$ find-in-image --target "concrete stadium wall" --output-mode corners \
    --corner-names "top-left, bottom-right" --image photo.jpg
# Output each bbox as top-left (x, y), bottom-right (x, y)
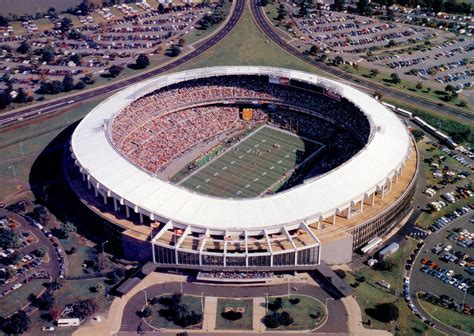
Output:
top-left (320, 234), bottom-right (353, 265)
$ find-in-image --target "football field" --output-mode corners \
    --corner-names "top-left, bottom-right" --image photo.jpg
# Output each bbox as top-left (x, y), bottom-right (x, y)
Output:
top-left (178, 126), bottom-right (324, 198)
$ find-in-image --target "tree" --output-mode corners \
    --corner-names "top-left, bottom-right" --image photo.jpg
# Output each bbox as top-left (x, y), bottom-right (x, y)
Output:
top-left (390, 73), bottom-right (401, 84)
top-left (333, 56), bottom-right (344, 65)
top-left (35, 291), bottom-right (55, 311)
top-left (0, 89), bottom-right (12, 109)
top-left (0, 227), bottom-right (19, 249)
top-left (415, 81), bottom-right (423, 90)
top-left (142, 306), bottom-right (152, 318)
top-left (433, 0), bottom-right (444, 13)
top-left (278, 311), bottom-right (294, 326)
top-left (108, 65), bottom-right (123, 78)
top-left (168, 45), bottom-right (181, 57)
top-left (298, 0), bottom-right (308, 17)
top-left (0, 16), bottom-right (9, 27)
top-left (269, 297), bottom-right (283, 311)
top-left (16, 41), bottom-right (30, 54)
top-left (62, 74), bottom-right (74, 92)
top-left (412, 129), bottom-right (425, 142)
top-left (221, 310), bottom-right (242, 321)
top-left (357, 0), bottom-right (371, 16)
top-left (309, 44), bottom-right (320, 55)
top-left (2, 310), bottom-right (30, 334)
top-left (60, 17), bottom-right (73, 32)
top-left (72, 299), bottom-right (97, 320)
top-left (135, 53), bottom-right (150, 69)
top-left (7, 251), bottom-right (23, 265)
top-left (40, 49), bottom-right (54, 63)
top-left (373, 302), bottom-right (399, 322)
top-left (387, 39), bottom-right (396, 47)
top-left (33, 246), bottom-right (48, 258)
top-left (157, 3), bottom-right (165, 13)
top-left (444, 84), bottom-right (454, 93)
top-left (277, 4), bottom-right (287, 21)
top-left (333, 0), bottom-right (345, 11)
top-left (263, 313), bottom-right (280, 328)
top-left (376, 259), bottom-right (394, 271)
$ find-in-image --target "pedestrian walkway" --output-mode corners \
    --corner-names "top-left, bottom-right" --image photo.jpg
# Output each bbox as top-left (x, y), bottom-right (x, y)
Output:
top-left (253, 297), bottom-right (266, 332)
top-left (203, 296), bottom-right (217, 331)
top-left (342, 296), bottom-right (391, 336)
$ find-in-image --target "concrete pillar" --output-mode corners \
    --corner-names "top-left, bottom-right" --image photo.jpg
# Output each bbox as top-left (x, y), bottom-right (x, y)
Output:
top-left (82, 173), bottom-right (86, 181)
top-left (371, 192), bottom-right (376, 206)
top-left (388, 179), bottom-right (393, 193)
top-left (317, 221), bottom-right (321, 230)
top-left (152, 240), bottom-right (156, 263)
top-left (332, 214), bottom-right (337, 225)
top-left (360, 200), bottom-right (364, 213)
top-left (125, 205), bottom-right (130, 218)
top-left (102, 194), bottom-right (107, 205)
top-left (94, 187), bottom-right (98, 197)
top-left (87, 180), bottom-right (91, 189)
top-left (347, 205), bottom-right (352, 219)
top-left (139, 213), bottom-right (144, 224)
top-left (395, 172), bottom-right (400, 184)
top-left (113, 198), bottom-right (118, 211)
top-left (381, 186), bottom-right (385, 199)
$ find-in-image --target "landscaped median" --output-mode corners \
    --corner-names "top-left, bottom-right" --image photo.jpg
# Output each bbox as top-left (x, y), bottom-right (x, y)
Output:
top-left (262, 295), bottom-right (326, 331)
top-left (216, 298), bottom-right (253, 330)
top-left (143, 293), bottom-right (204, 330)
top-left (418, 293), bottom-right (474, 333)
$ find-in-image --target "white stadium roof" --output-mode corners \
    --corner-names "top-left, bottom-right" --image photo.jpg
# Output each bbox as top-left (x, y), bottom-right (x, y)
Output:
top-left (71, 66), bottom-right (410, 231)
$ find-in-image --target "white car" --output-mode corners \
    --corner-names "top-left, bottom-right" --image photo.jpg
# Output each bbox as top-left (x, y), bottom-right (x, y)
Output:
top-left (41, 326), bottom-right (55, 332)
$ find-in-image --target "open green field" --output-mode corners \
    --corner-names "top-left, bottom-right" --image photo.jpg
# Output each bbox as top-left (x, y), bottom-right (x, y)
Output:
top-left (418, 296), bottom-right (474, 333)
top-left (147, 294), bottom-right (203, 329)
top-left (266, 295), bottom-right (326, 330)
top-left (178, 126), bottom-right (323, 198)
top-left (0, 279), bottom-right (45, 318)
top-left (216, 298), bottom-right (253, 330)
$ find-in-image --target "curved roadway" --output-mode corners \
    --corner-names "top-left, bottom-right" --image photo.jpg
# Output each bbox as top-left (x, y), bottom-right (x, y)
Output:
top-left (119, 281), bottom-right (348, 335)
top-left (250, 0), bottom-right (474, 125)
top-left (0, 0), bottom-right (245, 127)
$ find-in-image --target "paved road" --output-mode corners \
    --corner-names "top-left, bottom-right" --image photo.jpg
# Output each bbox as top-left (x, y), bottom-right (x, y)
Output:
top-left (0, 0), bottom-right (245, 128)
top-left (250, 0), bottom-right (474, 125)
top-left (119, 281), bottom-right (348, 335)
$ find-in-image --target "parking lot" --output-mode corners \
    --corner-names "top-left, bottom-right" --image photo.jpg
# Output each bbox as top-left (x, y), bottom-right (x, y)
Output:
top-left (0, 0), bottom-right (226, 96)
top-left (411, 214), bottom-right (474, 307)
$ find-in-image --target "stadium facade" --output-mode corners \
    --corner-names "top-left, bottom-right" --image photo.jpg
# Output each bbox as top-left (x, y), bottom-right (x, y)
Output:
top-left (70, 66), bottom-right (418, 270)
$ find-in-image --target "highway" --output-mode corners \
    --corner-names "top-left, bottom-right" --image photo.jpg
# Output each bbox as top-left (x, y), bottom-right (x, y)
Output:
top-left (250, 0), bottom-right (474, 125)
top-left (0, 0), bottom-right (245, 128)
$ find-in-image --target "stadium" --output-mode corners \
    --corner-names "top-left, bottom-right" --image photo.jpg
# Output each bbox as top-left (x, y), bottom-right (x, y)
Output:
top-left (69, 66), bottom-right (418, 271)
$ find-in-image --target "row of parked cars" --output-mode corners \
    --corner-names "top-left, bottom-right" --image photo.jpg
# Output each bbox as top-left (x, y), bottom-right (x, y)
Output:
top-left (420, 264), bottom-right (474, 295)
top-left (430, 205), bottom-right (473, 232)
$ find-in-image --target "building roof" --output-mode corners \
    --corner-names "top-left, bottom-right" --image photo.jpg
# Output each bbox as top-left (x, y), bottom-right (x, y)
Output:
top-left (71, 66), bottom-right (410, 231)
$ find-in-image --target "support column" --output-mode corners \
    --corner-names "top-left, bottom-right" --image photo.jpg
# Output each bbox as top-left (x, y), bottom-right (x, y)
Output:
top-left (381, 186), bottom-right (385, 199)
top-left (395, 171), bottom-right (400, 184)
top-left (347, 205), bottom-right (352, 219)
top-left (371, 192), bottom-right (376, 206)
top-left (332, 214), bottom-right (337, 225)
top-left (102, 194), bottom-right (107, 205)
top-left (360, 200), bottom-right (364, 213)
top-left (94, 187), bottom-right (98, 197)
top-left (152, 240), bottom-right (156, 263)
top-left (113, 198), bottom-right (118, 211)
top-left (139, 213), bottom-right (144, 224)
top-left (125, 205), bottom-right (130, 218)
top-left (81, 173), bottom-right (86, 181)
top-left (317, 221), bottom-right (321, 230)
top-left (87, 180), bottom-right (91, 189)
top-left (388, 179), bottom-right (393, 193)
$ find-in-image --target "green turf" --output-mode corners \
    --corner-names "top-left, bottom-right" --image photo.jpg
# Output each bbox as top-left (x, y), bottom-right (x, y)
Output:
top-left (215, 298), bottom-right (253, 330)
top-left (418, 297), bottom-right (474, 333)
top-left (147, 294), bottom-right (203, 329)
top-left (0, 279), bottom-right (45, 318)
top-left (266, 295), bottom-right (326, 330)
top-left (178, 126), bottom-right (323, 198)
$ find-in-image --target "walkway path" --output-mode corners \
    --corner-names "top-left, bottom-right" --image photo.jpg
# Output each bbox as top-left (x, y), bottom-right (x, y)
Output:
top-left (253, 297), bottom-right (266, 332)
top-left (342, 296), bottom-right (391, 336)
top-left (203, 296), bottom-right (217, 331)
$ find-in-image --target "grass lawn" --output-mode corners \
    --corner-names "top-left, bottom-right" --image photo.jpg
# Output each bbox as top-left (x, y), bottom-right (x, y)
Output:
top-left (172, 5), bottom-right (327, 76)
top-left (178, 126), bottom-right (323, 198)
top-left (216, 298), bottom-right (253, 330)
top-left (344, 238), bottom-right (443, 335)
top-left (418, 297), bottom-right (474, 333)
top-left (416, 197), bottom-right (473, 229)
top-left (147, 294), bottom-right (203, 329)
top-left (0, 279), bottom-right (46, 318)
top-left (265, 295), bottom-right (325, 330)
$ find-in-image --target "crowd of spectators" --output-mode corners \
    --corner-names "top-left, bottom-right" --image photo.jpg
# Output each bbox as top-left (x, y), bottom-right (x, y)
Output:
top-left (119, 106), bottom-right (241, 173)
top-left (198, 271), bottom-right (274, 280)
top-left (110, 75), bottom-right (370, 174)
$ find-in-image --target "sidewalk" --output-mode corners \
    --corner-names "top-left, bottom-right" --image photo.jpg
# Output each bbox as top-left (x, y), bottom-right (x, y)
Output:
top-left (342, 296), bottom-right (391, 336)
top-left (253, 297), bottom-right (266, 332)
top-left (203, 296), bottom-right (217, 331)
